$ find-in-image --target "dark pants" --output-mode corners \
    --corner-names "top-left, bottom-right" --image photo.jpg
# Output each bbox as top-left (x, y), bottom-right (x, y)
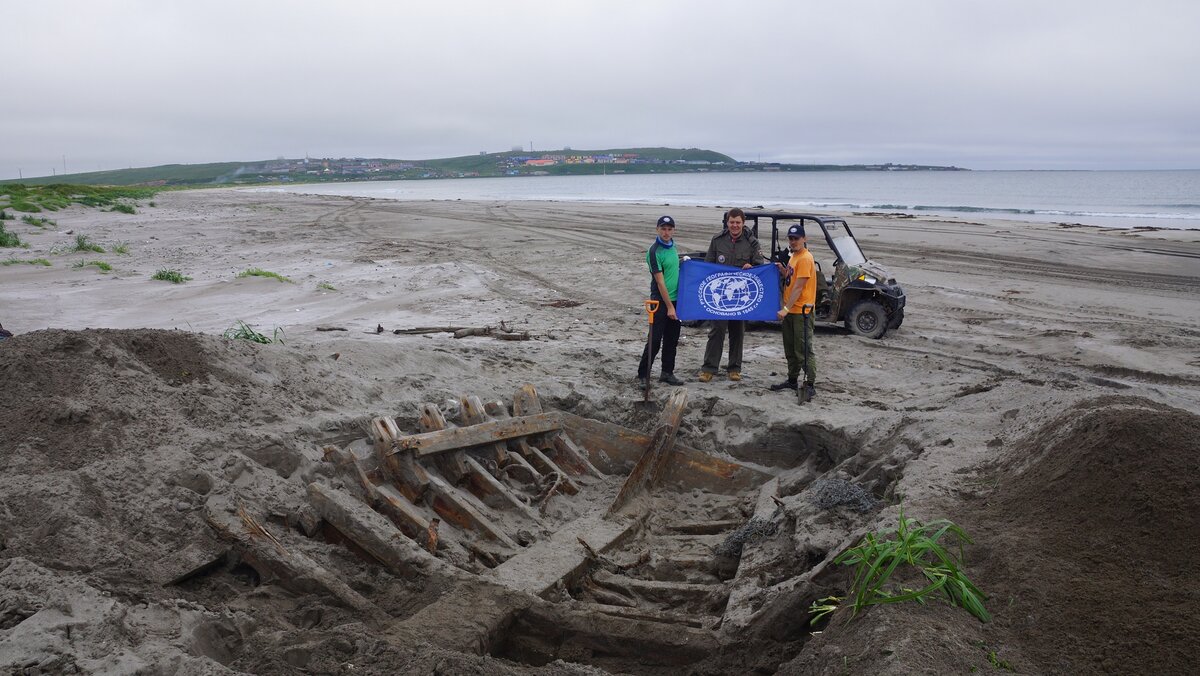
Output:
top-left (701, 320), bottom-right (745, 374)
top-left (782, 312), bottom-right (816, 384)
top-left (637, 304), bottom-right (681, 378)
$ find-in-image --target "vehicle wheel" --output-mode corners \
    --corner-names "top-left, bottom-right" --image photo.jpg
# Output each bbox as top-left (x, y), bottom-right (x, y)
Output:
top-left (848, 299), bottom-right (888, 339)
top-left (888, 308), bottom-right (904, 330)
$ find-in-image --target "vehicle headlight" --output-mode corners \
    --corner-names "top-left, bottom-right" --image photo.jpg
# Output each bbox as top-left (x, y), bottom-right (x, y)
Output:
top-left (856, 274), bottom-right (877, 285)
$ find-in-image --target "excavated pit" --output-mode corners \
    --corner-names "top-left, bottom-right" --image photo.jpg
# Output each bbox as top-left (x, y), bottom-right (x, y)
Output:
top-left (0, 329), bottom-right (916, 674)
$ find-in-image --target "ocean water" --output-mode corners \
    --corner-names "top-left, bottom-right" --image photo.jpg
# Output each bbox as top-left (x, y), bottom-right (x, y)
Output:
top-left (254, 169), bottom-right (1200, 230)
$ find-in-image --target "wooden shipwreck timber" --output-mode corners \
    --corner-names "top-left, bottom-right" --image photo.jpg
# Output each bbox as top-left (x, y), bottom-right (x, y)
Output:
top-left (202, 384), bottom-right (814, 671)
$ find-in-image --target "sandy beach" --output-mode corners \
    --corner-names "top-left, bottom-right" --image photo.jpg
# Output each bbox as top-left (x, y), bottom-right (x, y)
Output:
top-left (2, 188), bottom-right (1199, 674)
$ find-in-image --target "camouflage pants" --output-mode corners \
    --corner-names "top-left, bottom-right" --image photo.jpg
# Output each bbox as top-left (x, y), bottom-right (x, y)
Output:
top-left (782, 312), bottom-right (816, 385)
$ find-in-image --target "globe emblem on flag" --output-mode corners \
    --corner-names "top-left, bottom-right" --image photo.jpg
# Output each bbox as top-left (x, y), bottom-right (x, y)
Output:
top-left (698, 271), bottom-right (765, 316)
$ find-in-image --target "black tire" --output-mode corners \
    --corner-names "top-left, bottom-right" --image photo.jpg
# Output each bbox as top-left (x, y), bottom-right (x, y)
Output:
top-left (888, 308), bottom-right (904, 330)
top-left (847, 299), bottom-right (888, 339)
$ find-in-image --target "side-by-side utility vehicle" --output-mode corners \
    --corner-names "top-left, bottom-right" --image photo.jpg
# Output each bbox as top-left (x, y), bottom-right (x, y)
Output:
top-left (688, 212), bottom-right (906, 338)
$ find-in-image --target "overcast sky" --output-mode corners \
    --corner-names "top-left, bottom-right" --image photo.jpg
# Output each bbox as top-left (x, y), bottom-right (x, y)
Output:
top-left (4, 1), bottom-right (1198, 178)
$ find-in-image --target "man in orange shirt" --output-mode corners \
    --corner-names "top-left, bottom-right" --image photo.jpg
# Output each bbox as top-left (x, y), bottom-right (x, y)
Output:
top-left (770, 224), bottom-right (817, 398)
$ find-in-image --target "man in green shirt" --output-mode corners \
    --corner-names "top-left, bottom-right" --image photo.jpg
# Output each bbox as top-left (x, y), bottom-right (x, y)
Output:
top-left (637, 215), bottom-right (685, 388)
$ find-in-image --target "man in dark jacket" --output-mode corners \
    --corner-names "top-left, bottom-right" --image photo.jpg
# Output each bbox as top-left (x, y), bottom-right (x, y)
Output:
top-left (699, 208), bottom-right (765, 382)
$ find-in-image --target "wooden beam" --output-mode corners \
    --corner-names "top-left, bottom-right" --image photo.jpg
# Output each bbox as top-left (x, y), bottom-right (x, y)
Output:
top-left (664, 519), bottom-right (744, 536)
top-left (552, 433), bottom-right (605, 478)
top-left (370, 417), bottom-right (429, 501)
top-left (389, 413), bottom-right (561, 458)
top-left (608, 388), bottom-right (688, 515)
top-left (424, 472), bottom-right (518, 549)
top-left (485, 400), bottom-right (580, 496)
top-left (203, 502), bottom-right (387, 623)
top-left (571, 601), bottom-right (715, 629)
top-left (463, 456), bottom-right (544, 523)
top-left (512, 384), bottom-right (604, 478)
top-left (307, 482), bottom-right (466, 580)
top-left (460, 395), bottom-right (507, 463)
top-left (489, 513), bottom-right (635, 598)
top-left (418, 403), bottom-right (469, 481)
top-left (592, 569), bottom-right (729, 606)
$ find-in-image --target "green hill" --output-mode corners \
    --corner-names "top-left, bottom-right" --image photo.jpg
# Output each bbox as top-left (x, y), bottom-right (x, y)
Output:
top-left (1, 148), bottom-right (738, 187)
top-left (2, 148), bottom-right (962, 187)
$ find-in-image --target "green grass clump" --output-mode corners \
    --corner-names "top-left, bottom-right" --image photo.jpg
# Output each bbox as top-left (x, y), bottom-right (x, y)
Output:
top-left (71, 234), bottom-right (105, 253)
top-left (317, 281), bottom-right (337, 291)
top-left (237, 267), bottom-right (293, 283)
top-left (2, 257), bottom-right (52, 266)
top-left (73, 260), bottom-right (113, 272)
top-left (110, 203), bottom-right (136, 214)
top-left (224, 321), bottom-right (284, 344)
top-left (0, 184), bottom-right (159, 212)
top-left (21, 215), bottom-right (56, 227)
top-left (834, 507), bottom-right (990, 623)
top-left (152, 269), bottom-right (190, 283)
top-left (0, 223), bottom-right (23, 247)
top-left (111, 241), bottom-right (130, 254)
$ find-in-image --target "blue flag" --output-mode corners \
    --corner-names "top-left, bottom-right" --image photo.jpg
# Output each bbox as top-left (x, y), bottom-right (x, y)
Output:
top-left (676, 260), bottom-right (781, 321)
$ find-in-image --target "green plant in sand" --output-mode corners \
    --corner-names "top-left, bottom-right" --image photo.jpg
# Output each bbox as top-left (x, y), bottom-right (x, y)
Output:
top-left (317, 281), bottom-right (336, 291)
top-left (111, 241), bottom-right (130, 254)
top-left (72, 260), bottom-right (113, 272)
top-left (807, 596), bottom-right (843, 626)
top-left (0, 223), bottom-right (23, 248)
top-left (223, 321), bottom-right (284, 344)
top-left (71, 233), bottom-right (105, 253)
top-left (21, 215), bottom-right (55, 227)
top-left (834, 506), bottom-right (990, 623)
top-left (151, 269), bottom-right (190, 283)
top-left (2, 257), bottom-right (52, 266)
top-left (237, 267), bottom-right (293, 283)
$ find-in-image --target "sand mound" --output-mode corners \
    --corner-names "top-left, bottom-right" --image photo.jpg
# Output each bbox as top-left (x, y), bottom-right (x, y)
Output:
top-left (781, 397), bottom-right (1200, 676)
top-left (970, 397), bottom-right (1200, 674)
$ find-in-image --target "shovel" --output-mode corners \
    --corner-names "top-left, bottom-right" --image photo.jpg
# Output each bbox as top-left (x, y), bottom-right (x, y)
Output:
top-left (637, 300), bottom-right (660, 410)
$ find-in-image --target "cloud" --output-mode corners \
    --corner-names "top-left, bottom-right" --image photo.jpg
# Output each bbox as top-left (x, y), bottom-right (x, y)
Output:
top-left (2, 0), bottom-right (1198, 177)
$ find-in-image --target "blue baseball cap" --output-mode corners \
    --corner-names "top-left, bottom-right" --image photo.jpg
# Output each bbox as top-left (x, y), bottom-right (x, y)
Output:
top-left (657, 215), bottom-right (676, 228)
top-left (787, 224), bottom-right (805, 238)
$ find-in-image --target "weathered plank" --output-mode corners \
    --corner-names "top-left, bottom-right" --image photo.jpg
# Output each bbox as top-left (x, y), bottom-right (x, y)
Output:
top-left (664, 519), bottom-right (744, 535)
top-left (607, 388), bottom-right (688, 515)
top-left (425, 472), bottom-right (519, 549)
top-left (557, 412), bottom-right (775, 493)
top-left (203, 502), bottom-right (387, 623)
top-left (460, 395), bottom-right (507, 463)
top-left (512, 384), bottom-right (604, 478)
top-left (592, 569), bottom-right (728, 606)
top-left (389, 412), bottom-right (561, 458)
top-left (488, 513), bottom-right (635, 598)
top-left (463, 456), bottom-right (544, 523)
top-left (572, 601), bottom-right (715, 629)
top-left (370, 417), bottom-right (429, 501)
top-left (552, 433), bottom-right (605, 478)
top-left (486, 400), bottom-right (581, 495)
top-left (418, 403), bottom-right (470, 481)
top-left (307, 482), bottom-right (465, 580)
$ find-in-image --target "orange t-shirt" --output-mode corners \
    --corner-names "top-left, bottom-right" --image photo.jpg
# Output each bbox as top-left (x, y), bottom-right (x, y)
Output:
top-left (784, 248), bottom-right (816, 314)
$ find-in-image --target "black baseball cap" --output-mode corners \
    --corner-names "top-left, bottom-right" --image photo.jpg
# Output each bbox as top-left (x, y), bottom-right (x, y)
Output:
top-left (787, 224), bottom-right (805, 238)
top-left (656, 215), bottom-right (676, 228)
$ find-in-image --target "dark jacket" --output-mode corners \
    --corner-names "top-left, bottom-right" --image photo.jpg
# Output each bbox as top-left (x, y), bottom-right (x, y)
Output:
top-left (705, 229), bottom-right (766, 267)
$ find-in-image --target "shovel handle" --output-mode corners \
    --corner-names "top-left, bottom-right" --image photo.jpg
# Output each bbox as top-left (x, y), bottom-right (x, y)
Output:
top-left (644, 300), bottom-right (660, 325)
